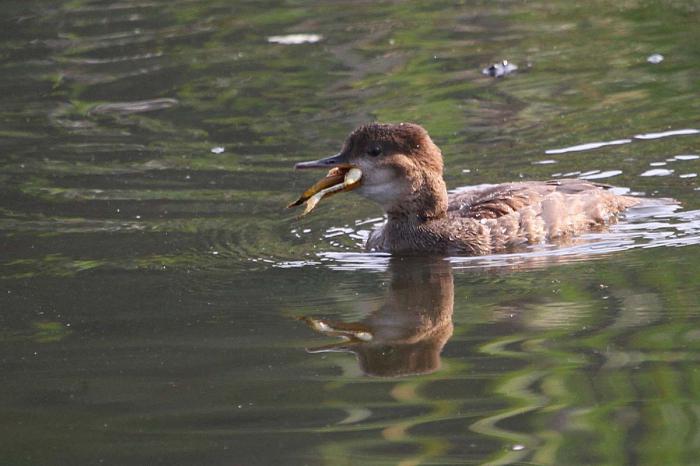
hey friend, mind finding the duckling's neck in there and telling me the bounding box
[386,172,448,224]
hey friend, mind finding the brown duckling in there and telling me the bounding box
[291,123,642,255]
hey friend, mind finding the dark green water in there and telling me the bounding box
[2,1,700,465]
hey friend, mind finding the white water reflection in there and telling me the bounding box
[545,139,631,155]
[267,34,323,45]
[634,129,700,140]
[89,98,178,115]
[640,168,674,177]
[579,170,622,180]
[546,129,699,155]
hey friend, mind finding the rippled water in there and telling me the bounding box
[2,1,700,465]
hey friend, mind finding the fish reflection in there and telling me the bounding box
[302,257,454,377]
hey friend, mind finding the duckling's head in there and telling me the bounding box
[295,123,447,218]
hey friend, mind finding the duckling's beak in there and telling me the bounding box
[289,153,362,216]
[294,152,348,170]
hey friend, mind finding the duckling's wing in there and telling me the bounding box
[447,180,629,221]
[448,182,554,219]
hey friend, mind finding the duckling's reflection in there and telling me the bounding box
[302,257,454,377]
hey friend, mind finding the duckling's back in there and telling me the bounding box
[446,179,641,252]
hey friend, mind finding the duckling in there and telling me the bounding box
[292,123,641,255]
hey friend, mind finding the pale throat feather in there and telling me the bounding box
[355,165,409,211]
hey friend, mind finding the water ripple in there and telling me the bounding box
[276,205,700,273]
[579,170,622,180]
[545,139,632,155]
[640,168,674,177]
[89,98,178,115]
[546,128,699,155]
[267,34,323,45]
[634,129,700,140]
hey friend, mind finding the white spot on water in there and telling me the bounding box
[579,170,600,177]
[90,98,178,115]
[533,159,557,165]
[274,260,322,268]
[323,226,354,239]
[640,168,674,177]
[546,139,632,154]
[580,170,622,180]
[609,186,631,195]
[355,217,384,226]
[647,53,664,64]
[679,173,697,178]
[267,34,322,45]
[211,146,225,154]
[634,129,699,140]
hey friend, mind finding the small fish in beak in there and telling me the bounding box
[288,166,362,217]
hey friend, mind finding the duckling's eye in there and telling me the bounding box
[367,145,382,157]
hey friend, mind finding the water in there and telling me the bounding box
[1,1,699,464]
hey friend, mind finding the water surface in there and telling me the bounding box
[2,1,700,465]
